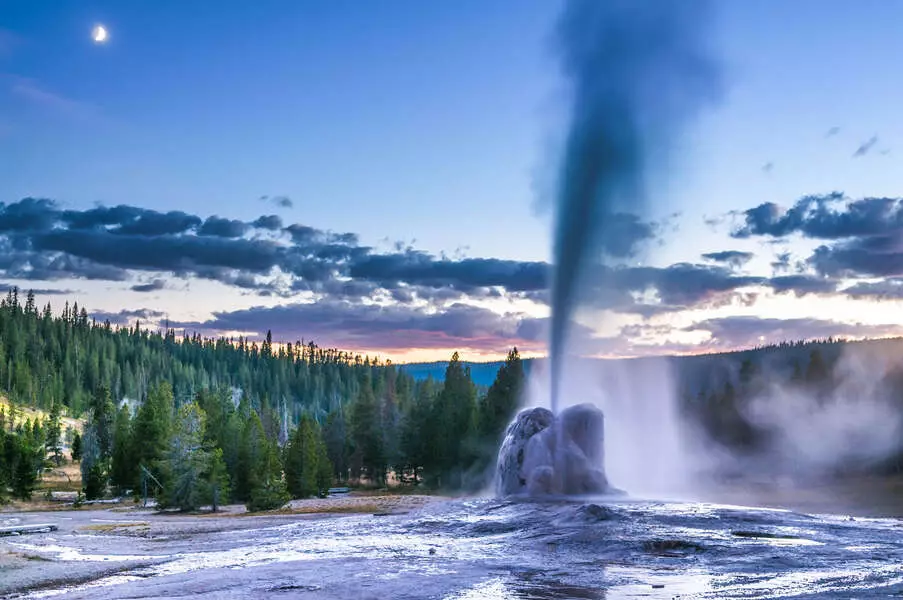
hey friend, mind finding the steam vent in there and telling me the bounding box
[496,403,610,496]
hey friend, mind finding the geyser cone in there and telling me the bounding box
[495,403,609,497]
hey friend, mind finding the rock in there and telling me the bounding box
[495,403,611,497]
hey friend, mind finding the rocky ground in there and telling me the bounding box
[0,493,442,597]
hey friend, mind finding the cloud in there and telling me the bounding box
[260,195,293,209]
[172,299,548,353]
[853,135,879,158]
[198,216,249,238]
[842,278,903,301]
[770,251,792,274]
[687,316,903,349]
[701,250,753,268]
[92,308,166,326]
[253,215,283,230]
[732,193,903,240]
[0,282,73,296]
[131,279,166,293]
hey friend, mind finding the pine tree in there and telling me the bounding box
[284,415,333,498]
[400,379,436,484]
[45,400,64,466]
[323,409,349,482]
[71,430,82,461]
[479,347,524,441]
[132,382,174,491]
[206,447,231,512]
[247,438,289,512]
[110,405,135,494]
[159,403,219,512]
[80,386,116,499]
[433,352,476,485]
[350,377,383,484]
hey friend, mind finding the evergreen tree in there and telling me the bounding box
[131,382,174,490]
[479,347,524,440]
[45,400,64,466]
[110,404,135,494]
[433,352,476,486]
[206,447,231,512]
[400,378,436,484]
[284,414,333,498]
[80,386,116,499]
[247,438,289,512]
[350,377,383,484]
[159,403,225,512]
[71,430,82,461]
[323,409,349,482]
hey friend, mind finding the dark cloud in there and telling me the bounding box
[253,215,282,230]
[843,278,903,301]
[30,228,282,274]
[113,210,201,236]
[131,279,166,293]
[809,241,903,279]
[732,193,903,240]
[701,250,753,268]
[0,197,866,332]
[768,274,836,295]
[0,197,57,232]
[770,251,792,274]
[730,193,903,282]
[853,135,879,158]
[198,216,249,238]
[348,252,548,294]
[687,316,903,349]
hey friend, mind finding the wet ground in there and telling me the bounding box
[3,496,903,599]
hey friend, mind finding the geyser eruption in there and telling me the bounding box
[548,0,721,414]
[497,0,720,497]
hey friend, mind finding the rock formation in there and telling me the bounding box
[495,403,612,497]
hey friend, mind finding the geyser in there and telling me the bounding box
[547,0,721,415]
[496,403,612,496]
[497,0,721,498]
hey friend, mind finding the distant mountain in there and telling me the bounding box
[399,337,903,395]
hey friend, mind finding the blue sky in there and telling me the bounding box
[2,1,903,361]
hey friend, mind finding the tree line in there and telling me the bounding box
[1,288,525,505]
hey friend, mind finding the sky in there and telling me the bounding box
[2,1,903,362]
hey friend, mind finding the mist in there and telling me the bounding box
[737,346,903,481]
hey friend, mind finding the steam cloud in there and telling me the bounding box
[741,347,903,479]
[548,0,721,411]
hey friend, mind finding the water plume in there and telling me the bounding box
[547,0,721,413]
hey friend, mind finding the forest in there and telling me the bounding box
[0,288,524,507]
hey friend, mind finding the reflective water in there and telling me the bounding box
[8,497,903,599]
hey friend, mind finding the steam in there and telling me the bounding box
[547,0,721,412]
[740,347,903,479]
